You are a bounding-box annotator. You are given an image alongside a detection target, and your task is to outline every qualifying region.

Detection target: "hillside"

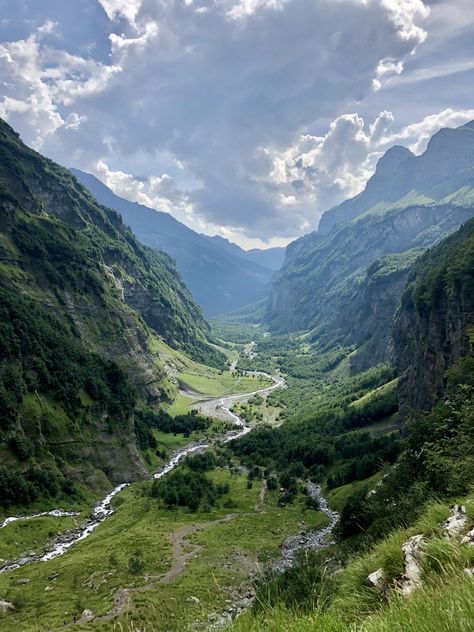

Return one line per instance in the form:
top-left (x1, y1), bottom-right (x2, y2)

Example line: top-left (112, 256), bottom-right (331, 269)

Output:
top-left (267, 121), bottom-right (474, 369)
top-left (71, 169), bottom-right (281, 316)
top-left (229, 196), bottom-right (474, 632)
top-left (0, 118), bottom-right (223, 499)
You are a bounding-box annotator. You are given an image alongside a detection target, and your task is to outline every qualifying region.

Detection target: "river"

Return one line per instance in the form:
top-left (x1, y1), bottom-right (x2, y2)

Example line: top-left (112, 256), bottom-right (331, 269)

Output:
top-left (0, 368), bottom-right (284, 574)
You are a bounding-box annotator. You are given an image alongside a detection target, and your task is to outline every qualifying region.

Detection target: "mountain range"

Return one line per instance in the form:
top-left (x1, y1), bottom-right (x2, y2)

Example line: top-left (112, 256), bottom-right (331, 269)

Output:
top-left (71, 169), bottom-right (285, 317)
top-left (0, 118), bottom-right (223, 492)
top-left (265, 120), bottom-right (474, 370)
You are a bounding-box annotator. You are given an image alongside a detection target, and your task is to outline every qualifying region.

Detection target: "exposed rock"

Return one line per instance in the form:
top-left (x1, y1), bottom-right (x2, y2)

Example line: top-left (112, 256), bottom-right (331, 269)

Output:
top-left (44, 586), bottom-right (53, 592)
top-left (461, 527), bottom-right (474, 546)
top-left (78, 609), bottom-right (95, 623)
top-left (0, 600), bottom-right (14, 613)
top-left (186, 596), bottom-right (200, 604)
top-left (398, 534), bottom-right (424, 596)
top-left (442, 505), bottom-right (468, 538)
top-left (367, 568), bottom-right (386, 593)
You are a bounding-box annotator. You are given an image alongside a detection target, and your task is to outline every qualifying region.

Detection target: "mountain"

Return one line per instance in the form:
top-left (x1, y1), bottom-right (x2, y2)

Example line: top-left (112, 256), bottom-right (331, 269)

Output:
top-left (206, 234), bottom-right (286, 270)
top-left (394, 217), bottom-right (474, 418)
top-left (0, 118), bottom-right (222, 498)
top-left (71, 169), bottom-right (281, 316)
top-left (267, 121), bottom-right (474, 369)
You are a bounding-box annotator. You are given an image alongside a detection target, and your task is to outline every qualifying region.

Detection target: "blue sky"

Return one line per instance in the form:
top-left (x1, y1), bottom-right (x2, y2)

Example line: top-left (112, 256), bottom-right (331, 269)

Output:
top-left (1, 0), bottom-right (473, 248)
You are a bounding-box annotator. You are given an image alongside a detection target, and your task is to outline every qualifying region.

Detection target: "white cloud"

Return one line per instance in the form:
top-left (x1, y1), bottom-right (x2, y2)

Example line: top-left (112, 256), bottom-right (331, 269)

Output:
top-left (98, 0), bottom-right (142, 26)
top-left (0, 21), bottom-right (120, 147)
top-left (380, 0), bottom-right (429, 44)
top-left (383, 107), bottom-right (474, 153)
top-left (227, 0), bottom-right (288, 21)
top-left (373, 57), bottom-right (404, 91)
top-left (2, 0), bottom-right (470, 246)
top-left (94, 160), bottom-right (193, 216)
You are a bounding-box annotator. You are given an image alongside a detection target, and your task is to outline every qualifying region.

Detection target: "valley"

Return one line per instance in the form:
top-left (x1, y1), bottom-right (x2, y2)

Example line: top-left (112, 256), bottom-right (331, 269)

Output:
top-left (0, 344), bottom-right (336, 630)
top-left (1, 117), bottom-right (474, 632)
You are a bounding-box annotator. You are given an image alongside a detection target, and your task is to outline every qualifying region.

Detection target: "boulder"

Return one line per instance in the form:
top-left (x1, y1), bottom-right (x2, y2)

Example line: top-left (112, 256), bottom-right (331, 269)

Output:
top-left (461, 527), bottom-right (474, 546)
top-left (0, 600), bottom-right (14, 613)
top-left (79, 609), bottom-right (95, 623)
top-left (367, 568), bottom-right (386, 593)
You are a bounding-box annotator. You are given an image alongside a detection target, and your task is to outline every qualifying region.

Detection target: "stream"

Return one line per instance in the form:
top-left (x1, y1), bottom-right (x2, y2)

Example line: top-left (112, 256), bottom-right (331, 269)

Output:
top-left (0, 366), bottom-right (338, 626)
top-left (0, 369), bottom-right (283, 575)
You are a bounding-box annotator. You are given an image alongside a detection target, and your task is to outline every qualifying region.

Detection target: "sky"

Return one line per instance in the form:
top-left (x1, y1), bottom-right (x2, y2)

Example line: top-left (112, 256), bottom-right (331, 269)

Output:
top-left (0, 0), bottom-right (473, 248)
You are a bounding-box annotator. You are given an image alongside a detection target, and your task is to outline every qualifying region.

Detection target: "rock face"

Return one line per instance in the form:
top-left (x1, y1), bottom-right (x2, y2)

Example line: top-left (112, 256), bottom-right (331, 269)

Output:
top-left (443, 506), bottom-right (468, 538)
top-left (394, 218), bottom-right (474, 418)
top-left (267, 121), bottom-right (474, 370)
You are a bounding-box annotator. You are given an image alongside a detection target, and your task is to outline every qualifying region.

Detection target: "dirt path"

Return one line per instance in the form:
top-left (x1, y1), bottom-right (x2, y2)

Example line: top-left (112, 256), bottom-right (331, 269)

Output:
top-left (95, 514), bottom-right (237, 623)
top-left (161, 514), bottom-right (236, 584)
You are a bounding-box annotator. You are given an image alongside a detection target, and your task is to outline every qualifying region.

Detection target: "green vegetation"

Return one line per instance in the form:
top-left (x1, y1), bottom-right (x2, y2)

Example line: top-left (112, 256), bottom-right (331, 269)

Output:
top-left (0, 467), bottom-right (326, 631)
top-left (0, 117), bottom-right (226, 505)
top-left (210, 320), bottom-right (265, 344)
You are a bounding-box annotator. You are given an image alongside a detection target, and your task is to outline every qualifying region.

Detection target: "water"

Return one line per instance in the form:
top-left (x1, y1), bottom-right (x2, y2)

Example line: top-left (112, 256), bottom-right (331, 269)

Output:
top-left (0, 371), bottom-right (282, 574)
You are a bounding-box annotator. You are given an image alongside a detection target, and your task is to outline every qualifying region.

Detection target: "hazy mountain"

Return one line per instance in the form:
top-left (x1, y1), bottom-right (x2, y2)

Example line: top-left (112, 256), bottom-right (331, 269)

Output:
top-left (206, 234), bottom-right (286, 270)
top-left (267, 121), bottom-right (474, 369)
top-left (71, 169), bottom-right (281, 317)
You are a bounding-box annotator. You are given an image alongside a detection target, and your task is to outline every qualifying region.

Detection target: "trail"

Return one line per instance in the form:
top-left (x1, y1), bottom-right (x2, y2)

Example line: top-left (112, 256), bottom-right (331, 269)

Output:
top-left (161, 514), bottom-right (236, 584)
top-left (0, 359), bottom-right (283, 575)
top-left (0, 348), bottom-right (337, 631)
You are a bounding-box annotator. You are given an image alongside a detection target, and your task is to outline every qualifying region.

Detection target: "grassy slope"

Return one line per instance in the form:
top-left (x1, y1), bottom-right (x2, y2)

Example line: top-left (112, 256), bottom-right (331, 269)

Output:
top-left (232, 494), bottom-right (474, 632)
top-left (0, 471), bottom-right (326, 631)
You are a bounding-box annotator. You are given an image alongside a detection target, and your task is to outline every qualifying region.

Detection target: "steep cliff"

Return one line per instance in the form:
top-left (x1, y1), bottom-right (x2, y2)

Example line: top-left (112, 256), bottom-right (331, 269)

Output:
top-left (0, 119), bottom-right (221, 500)
top-left (394, 218), bottom-right (474, 418)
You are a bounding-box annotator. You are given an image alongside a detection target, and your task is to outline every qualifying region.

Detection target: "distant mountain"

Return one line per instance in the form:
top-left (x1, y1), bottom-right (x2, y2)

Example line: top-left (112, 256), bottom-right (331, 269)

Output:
top-left (206, 235), bottom-right (286, 271)
top-left (71, 170), bottom-right (282, 317)
top-left (0, 118), bottom-right (222, 497)
top-left (267, 121), bottom-right (474, 370)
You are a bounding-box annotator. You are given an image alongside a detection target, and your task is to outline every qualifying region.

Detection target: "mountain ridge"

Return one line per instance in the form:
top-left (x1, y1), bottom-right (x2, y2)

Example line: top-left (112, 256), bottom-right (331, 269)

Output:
top-left (71, 169), bottom-right (283, 317)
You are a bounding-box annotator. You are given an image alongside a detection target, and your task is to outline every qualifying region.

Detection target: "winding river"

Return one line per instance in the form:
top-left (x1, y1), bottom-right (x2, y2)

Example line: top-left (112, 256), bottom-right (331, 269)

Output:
top-left (0, 364), bottom-right (337, 615)
top-left (0, 369), bottom-right (284, 575)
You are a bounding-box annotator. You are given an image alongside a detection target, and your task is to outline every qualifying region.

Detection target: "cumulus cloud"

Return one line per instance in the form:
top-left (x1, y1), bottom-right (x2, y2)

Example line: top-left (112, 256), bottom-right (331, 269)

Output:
top-left (2, 0), bottom-right (471, 245)
top-left (382, 107), bottom-right (474, 153)
top-left (94, 160), bottom-right (193, 217)
top-left (0, 20), bottom-right (120, 148)
top-left (264, 111), bottom-right (395, 224)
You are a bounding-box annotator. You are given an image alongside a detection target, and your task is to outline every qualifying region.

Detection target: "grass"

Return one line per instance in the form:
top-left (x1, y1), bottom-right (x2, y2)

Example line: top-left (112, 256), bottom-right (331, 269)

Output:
top-left (349, 378), bottom-right (398, 408)
top-left (230, 491), bottom-right (474, 632)
top-left (0, 470), bottom-right (326, 631)
top-left (0, 514), bottom-right (82, 563)
top-left (179, 370), bottom-right (271, 397)
top-left (165, 393), bottom-right (196, 416)
top-left (325, 471), bottom-right (383, 512)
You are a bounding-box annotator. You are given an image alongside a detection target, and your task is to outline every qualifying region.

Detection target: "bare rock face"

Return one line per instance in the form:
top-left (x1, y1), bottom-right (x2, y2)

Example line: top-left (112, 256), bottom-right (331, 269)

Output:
top-left (398, 534), bottom-right (424, 597)
top-left (443, 505), bottom-right (468, 538)
top-left (394, 219), bottom-right (474, 420)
